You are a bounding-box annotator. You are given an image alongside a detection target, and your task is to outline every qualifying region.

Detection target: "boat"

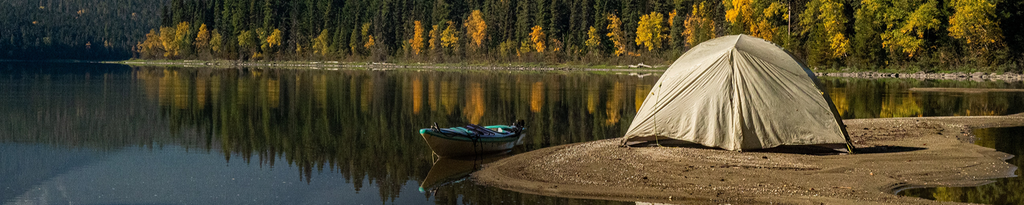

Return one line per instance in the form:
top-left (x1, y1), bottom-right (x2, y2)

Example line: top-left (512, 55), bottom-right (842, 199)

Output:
top-left (419, 121), bottom-right (526, 158)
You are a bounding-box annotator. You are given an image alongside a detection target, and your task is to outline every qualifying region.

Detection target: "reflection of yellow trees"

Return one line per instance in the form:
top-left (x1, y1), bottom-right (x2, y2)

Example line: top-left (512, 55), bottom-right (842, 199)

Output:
top-left (931, 186), bottom-right (965, 202)
top-left (972, 128), bottom-right (997, 150)
top-left (157, 69), bottom-right (172, 107)
top-left (829, 87), bottom-right (849, 116)
top-left (440, 81), bottom-right (457, 114)
top-left (196, 76), bottom-right (207, 108)
top-left (136, 68), bottom-right (162, 102)
top-left (463, 83), bottom-right (485, 124)
top-left (314, 75), bottom-right (327, 108)
top-left (428, 78), bottom-right (438, 112)
top-left (157, 69), bottom-right (190, 110)
top-left (880, 93), bottom-right (922, 118)
top-left (411, 77), bottom-right (423, 114)
top-left (587, 87), bottom-right (598, 114)
top-left (961, 93), bottom-right (1002, 116)
top-left (605, 82), bottom-right (624, 125)
top-left (266, 78), bottom-right (280, 108)
top-left (635, 83), bottom-right (652, 112)
top-left (210, 76), bottom-right (220, 103)
top-left (530, 82), bottom-right (544, 113)
top-left (361, 77), bottom-right (373, 112)
top-left (174, 73), bottom-right (188, 109)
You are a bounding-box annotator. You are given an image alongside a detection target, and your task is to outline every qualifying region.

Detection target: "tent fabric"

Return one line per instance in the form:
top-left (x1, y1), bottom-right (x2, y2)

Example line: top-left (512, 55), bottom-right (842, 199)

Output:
top-left (622, 35), bottom-right (851, 151)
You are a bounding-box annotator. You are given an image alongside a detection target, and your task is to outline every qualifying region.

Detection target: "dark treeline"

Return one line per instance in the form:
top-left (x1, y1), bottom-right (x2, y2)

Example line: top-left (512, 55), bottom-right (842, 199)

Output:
top-left (135, 0), bottom-right (1024, 72)
top-left (0, 0), bottom-right (165, 60)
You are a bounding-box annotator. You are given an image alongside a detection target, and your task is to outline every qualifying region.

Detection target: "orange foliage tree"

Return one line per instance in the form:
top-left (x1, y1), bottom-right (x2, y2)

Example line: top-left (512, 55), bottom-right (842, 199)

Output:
top-left (529, 25), bottom-right (545, 52)
top-left (409, 21), bottom-right (425, 55)
top-left (684, 2), bottom-right (717, 47)
top-left (194, 24), bottom-right (210, 52)
top-left (606, 14), bottom-right (626, 56)
top-left (465, 10), bottom-right (487, 50)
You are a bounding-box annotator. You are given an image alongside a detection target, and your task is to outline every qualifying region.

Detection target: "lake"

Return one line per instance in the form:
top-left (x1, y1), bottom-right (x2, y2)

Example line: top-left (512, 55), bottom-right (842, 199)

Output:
top-left (1, 62), bottom-right (1022, 204)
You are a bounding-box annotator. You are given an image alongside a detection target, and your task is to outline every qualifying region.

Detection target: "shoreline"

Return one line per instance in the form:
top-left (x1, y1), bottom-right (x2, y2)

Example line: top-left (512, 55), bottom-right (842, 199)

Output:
top-left (117, 60), bottom-right (1024, 82)
top-left (472, 114), bottom-right (1024, 204)
top-left (118, 60), bottom-right (668, 73)
top-left (4, 59), bottom-right (1024, 82)
top-left (816, 71), bottom-right (1024, 82)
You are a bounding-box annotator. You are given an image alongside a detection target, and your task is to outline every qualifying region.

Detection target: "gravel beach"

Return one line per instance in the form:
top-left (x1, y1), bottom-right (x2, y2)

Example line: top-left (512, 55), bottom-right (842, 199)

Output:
top-left (473, 113), bottom-right (1024, 204)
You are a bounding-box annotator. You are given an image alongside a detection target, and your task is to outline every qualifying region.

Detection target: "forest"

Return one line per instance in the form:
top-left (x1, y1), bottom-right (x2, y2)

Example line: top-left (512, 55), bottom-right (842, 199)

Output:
top-left (0, 0), bottom-right (164, 60)
top-left (130, 0), bottom-right (1024, 71)
top-left (1, 0), bottom-right (1021, 71)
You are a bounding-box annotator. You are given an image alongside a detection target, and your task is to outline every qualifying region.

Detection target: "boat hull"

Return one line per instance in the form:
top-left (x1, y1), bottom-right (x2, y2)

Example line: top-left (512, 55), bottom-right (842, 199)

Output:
top-left (419, 126), bottom-right (525, 158)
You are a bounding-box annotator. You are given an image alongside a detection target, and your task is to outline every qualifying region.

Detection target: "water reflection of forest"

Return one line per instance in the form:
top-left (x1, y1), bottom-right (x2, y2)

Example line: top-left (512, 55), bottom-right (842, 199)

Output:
top-left (820, 77), bottom-right (1024, 119)
top-left (6, 64), bottom-right (1024, 204)
top-left (899, 126), bottom-right (1024, 204)
top-left (133, 67), bottom-right (657, 202)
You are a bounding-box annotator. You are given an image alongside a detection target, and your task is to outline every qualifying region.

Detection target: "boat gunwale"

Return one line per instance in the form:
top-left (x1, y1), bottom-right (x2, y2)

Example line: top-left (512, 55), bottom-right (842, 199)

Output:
top-left (419, 126), bottom-right (522, 143)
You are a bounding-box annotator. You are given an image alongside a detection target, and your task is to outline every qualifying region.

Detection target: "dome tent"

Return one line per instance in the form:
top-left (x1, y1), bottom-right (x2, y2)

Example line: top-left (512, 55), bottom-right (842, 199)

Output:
top-left (622, 35), bottom-right (853, 151)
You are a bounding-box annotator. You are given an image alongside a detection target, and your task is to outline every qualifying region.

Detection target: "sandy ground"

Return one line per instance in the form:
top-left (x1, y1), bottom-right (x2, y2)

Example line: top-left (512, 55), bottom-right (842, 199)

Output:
top-left (473, 113), bottom-right (1024, 204)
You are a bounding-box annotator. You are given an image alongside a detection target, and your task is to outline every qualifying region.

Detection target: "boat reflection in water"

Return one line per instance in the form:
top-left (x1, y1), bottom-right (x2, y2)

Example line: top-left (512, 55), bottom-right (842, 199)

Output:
top-left (420, 153), bottom-right (512, 193)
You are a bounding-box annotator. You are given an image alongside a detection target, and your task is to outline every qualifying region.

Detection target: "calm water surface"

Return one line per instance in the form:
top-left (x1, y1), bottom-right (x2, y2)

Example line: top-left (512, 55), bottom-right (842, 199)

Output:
top-left (1, 62), bottom-right (1022, 204)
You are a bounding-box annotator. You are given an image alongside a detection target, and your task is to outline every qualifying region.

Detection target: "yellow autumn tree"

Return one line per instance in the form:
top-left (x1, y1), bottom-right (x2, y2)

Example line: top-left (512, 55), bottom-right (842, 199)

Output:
top-left (726, 0), bottom-right (787, 44)
top-left (441, 21), bottom-right (459, 50)
top-left (465, 10), bottom-right (487, 50)
top-left (683, 2), bottom-right (717, 47)
top-left (364, 35), bottom-right (375, 50)
top-left (636, 12), bottom-right (665, 51)
top-left (159, 26), bottom-right (176, 57)
top-left (606, 14), bottom-right (626, 56)
top-left (312, 29), bottom-right (331, 55)
top-left (194, 24), bottom-right (210, 51)
top-left (668, 10), bottom-right (677, 27)
top-left (409, 21), bottom-right (425, 55)
top-left (237, 30), bottom-right (256, 56)
top-left (267, 29), bottom-right (282, 49)
top-left (818, 0), bottom-right (849, 58)
top-left (529, 25), bottom-right (545, 52)
top-left (585, 26), bottom-right (601, 50)
top-left (172, 21), bottom-right (192, 57)
top-left (210, 29), bottom-right (222, 53)
top-left (948, 0), bottom-right (1003, 54)
top-left (256, 28), bottom-right (268, 54)
top-left (750, 2), bottom-right (787, 43)
top-left (361, 23), bottom-right (374, 50)
top-left (517, 40), bottom-right (533, 56)
top-left (724, 0), bottom-right (754, 34)
top-left (862, 0), bottom-right (941, 58)
top-left (136, 29), bottom-right (164, 58)
top-left (428, 24), bottom-right (440, 52)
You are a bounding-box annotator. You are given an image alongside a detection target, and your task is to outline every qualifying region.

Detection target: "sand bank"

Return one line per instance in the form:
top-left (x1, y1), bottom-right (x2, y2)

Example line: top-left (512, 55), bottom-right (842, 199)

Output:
top-left (473, 114), bottom-right (1024, 204)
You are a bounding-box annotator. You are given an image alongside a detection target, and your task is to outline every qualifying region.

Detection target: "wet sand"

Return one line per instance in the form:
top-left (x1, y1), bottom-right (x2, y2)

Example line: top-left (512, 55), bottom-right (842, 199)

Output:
top-left (473, 114), bottom-right (1024, 204)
